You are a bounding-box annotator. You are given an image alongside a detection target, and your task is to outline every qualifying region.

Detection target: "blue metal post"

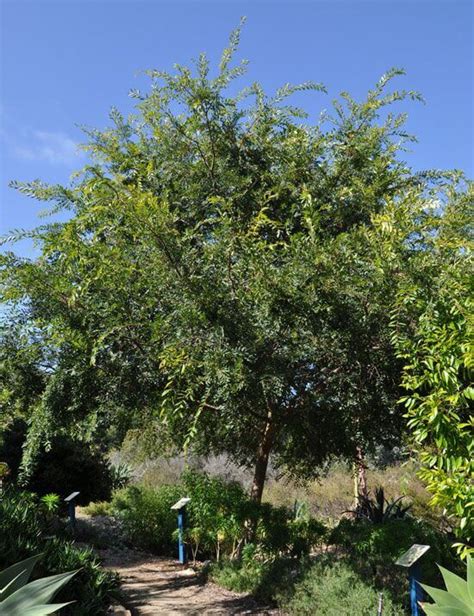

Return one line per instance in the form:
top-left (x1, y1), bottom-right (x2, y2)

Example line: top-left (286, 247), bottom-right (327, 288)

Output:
top-left (409, 563), bottom-right (422, 616)
top-left (177, 508), bottom-right (187, 564)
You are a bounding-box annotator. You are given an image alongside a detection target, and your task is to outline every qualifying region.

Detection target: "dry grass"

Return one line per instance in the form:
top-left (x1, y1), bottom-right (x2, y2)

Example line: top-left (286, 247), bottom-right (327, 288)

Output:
top-left (263, 459), bottom-right (440, 526)
top-left (114, 446), bottom-right (443, 528)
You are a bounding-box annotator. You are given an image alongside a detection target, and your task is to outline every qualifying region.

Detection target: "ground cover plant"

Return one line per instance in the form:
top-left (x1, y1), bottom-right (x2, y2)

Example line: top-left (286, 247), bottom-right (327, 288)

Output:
top-left (280, 559), bottom-right (406, 616)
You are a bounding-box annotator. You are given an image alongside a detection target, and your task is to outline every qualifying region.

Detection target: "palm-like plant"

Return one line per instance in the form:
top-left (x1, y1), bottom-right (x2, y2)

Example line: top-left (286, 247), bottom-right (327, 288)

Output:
top-left (352, 487), bottom-right (412, 523)
top-left (420, 556), bottom-right (473, 616)
top-left (0, 553), bottom-right (77, 615)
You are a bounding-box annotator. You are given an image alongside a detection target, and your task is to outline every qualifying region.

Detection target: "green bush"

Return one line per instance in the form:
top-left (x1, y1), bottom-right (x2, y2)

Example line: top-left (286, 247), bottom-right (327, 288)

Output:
top-left (329, 516), bottom-right (461, 596)
top-left (182, 470), bottom-right (251, 561)
top-left (82, 501), bottom-right (113, 517)
top-left (112, 484), bottom-right (182, 553)
top-left (282, 559), bottom-right (405, 615)
top-left (0, 488), bottom-right (118, 615)
top-left (0, 489), bottom-right (46, 564)
top-left (183, 471), bottom-right (326, 562)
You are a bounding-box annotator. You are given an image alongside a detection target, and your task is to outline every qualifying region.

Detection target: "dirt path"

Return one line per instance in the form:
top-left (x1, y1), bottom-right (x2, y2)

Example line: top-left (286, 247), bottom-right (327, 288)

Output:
top-left (99, 547), bottom-right (279, 615)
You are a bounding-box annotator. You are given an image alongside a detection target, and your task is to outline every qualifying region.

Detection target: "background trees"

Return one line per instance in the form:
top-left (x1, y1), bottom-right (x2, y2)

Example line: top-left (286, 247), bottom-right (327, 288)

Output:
top-left (1, 27), bottom-right (471, 508)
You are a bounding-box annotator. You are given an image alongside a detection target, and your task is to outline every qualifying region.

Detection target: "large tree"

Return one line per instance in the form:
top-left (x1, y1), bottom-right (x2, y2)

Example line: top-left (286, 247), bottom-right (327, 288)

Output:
top-left (1, 26), bottom-right (464, 500)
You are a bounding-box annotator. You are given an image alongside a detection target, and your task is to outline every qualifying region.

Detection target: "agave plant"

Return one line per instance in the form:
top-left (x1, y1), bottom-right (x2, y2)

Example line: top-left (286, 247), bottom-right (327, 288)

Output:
top-left (352, 487), bottom-right (412, 523)
top-left (420, 556), bottom-right (473, 616)
top-left (0, 553), bottom-right (77, 615)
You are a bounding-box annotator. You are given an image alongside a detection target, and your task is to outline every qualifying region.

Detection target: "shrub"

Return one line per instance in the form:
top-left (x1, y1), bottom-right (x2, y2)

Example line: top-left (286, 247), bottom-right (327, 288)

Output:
top-left (42, 539), bottom-right (119, 616)
top-left (109, 463), bottom-right (132, 490)
top-left (0, 488), bottom-right (118, 615)
top-left (281, 559), bottom-right (406, 615)
top-left (0, 489), bottom-right (46, 564)
top-left (112, 484), bottom-right (182, 553)
top-left (183, 471), bottom-right (326, 562)
top-left (28, 437), bottom-right (114, 506)
top-left (329, 516), bottom-right (461, 592)
top-left (82, 501), bottom-right (113, 517)
top-left (113, 472), bottom-right (327, 561)
top-left (182, 470), bottom-right (251, 561)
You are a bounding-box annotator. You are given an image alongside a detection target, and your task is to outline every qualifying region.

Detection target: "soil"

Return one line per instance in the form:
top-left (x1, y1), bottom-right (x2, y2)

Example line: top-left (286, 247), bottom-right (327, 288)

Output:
top-left (99, 546), bottom-right (279, 616)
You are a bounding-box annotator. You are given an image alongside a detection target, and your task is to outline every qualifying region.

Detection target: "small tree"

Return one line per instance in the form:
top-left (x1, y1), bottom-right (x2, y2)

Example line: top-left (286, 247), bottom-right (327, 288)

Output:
top-left (2, 24), bottom-right (464, 501)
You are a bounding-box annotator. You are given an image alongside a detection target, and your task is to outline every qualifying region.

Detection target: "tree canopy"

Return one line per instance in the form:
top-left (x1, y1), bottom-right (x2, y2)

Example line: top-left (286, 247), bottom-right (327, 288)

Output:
top-left (1, 25), bottom-right (470, 503)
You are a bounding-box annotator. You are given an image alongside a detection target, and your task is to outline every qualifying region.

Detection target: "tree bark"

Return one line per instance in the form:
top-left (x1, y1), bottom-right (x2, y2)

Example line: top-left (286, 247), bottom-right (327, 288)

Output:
top-left (353, 445), bottom-right (368, 507)
top-left (250, 410), bottom-right (275, 504)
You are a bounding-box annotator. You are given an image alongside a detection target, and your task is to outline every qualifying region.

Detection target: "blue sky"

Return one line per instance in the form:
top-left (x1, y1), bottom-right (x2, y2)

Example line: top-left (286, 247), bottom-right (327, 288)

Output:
top-left (1, 0), bottom-right (472, 256)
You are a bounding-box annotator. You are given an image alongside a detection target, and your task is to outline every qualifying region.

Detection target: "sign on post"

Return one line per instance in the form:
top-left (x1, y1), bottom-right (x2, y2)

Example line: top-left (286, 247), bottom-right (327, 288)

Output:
top-left (171, 497), bottom-right (191, 565)
top-left (64, 491), bottom-right (80, 531)
top-left (395, 544), bottom-right (430, 616)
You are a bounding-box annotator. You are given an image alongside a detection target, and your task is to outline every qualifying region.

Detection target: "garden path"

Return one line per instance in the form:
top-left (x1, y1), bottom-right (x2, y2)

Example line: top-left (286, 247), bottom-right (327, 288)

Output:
top-left (99, 546), bottom-right (279, 615)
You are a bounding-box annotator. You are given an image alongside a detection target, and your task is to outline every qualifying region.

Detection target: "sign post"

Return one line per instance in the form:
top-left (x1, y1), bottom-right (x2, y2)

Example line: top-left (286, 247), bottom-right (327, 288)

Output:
top-left (395, 544), bottom-right (430, 616)
top-left (64, 491), bottom-right (80, 531)
top-left (171, 497), bottom-right (191, 564)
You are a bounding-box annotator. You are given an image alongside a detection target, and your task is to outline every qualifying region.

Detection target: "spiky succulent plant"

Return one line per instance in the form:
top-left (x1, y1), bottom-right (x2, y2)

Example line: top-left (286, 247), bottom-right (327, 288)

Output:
top-left (0, 553), bottom-right (77, 615)
top-left (420, 556), bottom-right (473, 616)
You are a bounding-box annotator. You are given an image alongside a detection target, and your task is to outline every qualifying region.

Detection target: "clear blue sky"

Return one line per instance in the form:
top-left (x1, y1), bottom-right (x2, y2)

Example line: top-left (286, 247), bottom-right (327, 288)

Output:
top-left (1, 0), bottom-right (472, 255)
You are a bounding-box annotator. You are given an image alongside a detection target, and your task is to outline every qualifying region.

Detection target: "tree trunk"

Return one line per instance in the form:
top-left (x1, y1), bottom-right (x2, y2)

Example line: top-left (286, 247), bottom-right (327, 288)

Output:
top-left (250, 410), bottom-right (275, 504)
top-left (353, 445), bottom-right (368, 507)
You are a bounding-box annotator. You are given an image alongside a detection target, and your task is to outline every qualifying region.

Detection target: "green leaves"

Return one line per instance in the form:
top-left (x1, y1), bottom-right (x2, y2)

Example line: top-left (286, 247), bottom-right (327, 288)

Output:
top-left (0, 555), bottom-right (77, 616)
top-left (391, 185), bottom-right (473, 555)
top-left (3, 24), bottom-right (470, 503)
top-left (420, 557), bottom-right (474, 616)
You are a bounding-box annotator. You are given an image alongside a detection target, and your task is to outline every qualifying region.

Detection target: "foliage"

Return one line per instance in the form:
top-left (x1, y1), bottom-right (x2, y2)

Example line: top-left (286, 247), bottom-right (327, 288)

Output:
top-left (420, 556), bottom-right (473, 616)
top-left (112, 484), bottom-right (182, 553)
top-left (0, 489), bottom-right (47, 564)
top-left (329, 517), bottom-right (461, 589)
top-left (0, 320), bottom-right (47, 428)
top-left (40, 493), bottom-right (61, 514)
top-left (41, 540), bottom-right (119, 616)
top-left (0, 489), bottom-right (118, 615)
top-left (391, 185), bottom-right (473, 554)
top-left (209, 546), bottom-right (300, 604)
top-left (0, 554), bottom-right (77, 616)
top-left (1, 23), bottom-right (453, 500)
top-left (82, 501), bottom-right (113, 517)
top-left (109, 463), bottom-right (132, 491)
top-left (111, 471), bottom-right (325, 561)
top-left (182, 470), bottom-right (325, 561)
top-left (281, 558), bottom-right (405, 616)
top-left (351, 486), bottom-right (412, 523)
top-left (0, 460), bottom-right (10, 480)
top-left (0, 419), bottom-right (114, 505)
